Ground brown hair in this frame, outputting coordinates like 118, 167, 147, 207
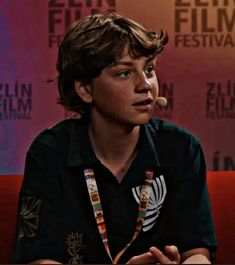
56, 12, 168, 114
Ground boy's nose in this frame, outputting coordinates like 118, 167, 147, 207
135, 73, 152, 92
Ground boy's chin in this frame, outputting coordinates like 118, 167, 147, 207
131, 116, 152, 126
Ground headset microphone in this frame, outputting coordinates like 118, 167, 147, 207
156, 97, 167, 107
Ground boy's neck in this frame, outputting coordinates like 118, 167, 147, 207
89, 119, 140, 160
88, 117, 140, 182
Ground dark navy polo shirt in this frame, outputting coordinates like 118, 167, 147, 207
12, 118, 217, 264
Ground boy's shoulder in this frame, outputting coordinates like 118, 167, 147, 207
28, 118, 83, 152
148, 118, 201, 146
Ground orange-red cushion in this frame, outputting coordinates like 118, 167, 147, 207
207, 171, 235, 264
0, 175, 22, 263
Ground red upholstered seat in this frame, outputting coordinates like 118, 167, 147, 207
207, 171, 235, 264
0, 172, 234, 263
0, 175, 22, 263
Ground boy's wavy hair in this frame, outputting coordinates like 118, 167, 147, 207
56, 12, 168, 114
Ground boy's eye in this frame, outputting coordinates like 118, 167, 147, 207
144, 66, 155, 76
117, 70, 131, 78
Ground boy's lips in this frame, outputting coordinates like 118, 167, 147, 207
132, 98, 153, 106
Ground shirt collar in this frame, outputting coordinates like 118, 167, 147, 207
67, 118, 98, 167
135, 121, 162, 170
67, 118, 163, 169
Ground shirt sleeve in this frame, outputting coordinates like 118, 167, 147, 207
12, 134, 67, 263
166, 138, 217, 260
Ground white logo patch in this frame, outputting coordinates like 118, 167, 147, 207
132, 175, 167, 232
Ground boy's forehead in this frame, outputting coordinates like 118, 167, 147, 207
112, 45, 156, 66
114, 53, 155, 65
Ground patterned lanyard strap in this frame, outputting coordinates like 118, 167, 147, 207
84, 168, 154, 264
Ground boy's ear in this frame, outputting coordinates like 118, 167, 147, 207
74, 81, 93, 103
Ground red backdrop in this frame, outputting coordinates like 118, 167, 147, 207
0, 0, 234, 174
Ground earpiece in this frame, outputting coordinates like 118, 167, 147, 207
156, 97, 167, 107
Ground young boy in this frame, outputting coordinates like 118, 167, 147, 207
13, 12, 216, 264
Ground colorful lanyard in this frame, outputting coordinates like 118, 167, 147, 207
84, 168, 154, 264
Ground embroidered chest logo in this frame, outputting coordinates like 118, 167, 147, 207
66, 232, 85, 264
132, 174, 167, 232
18, 196, 42, 239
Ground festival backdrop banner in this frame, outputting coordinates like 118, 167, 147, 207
0, 0, 234, 174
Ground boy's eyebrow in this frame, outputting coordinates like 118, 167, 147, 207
110, 56, 155, 67
146, 56, 155, 62
111, 61, 133, 67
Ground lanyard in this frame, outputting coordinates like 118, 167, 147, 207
84, 168, 154, 264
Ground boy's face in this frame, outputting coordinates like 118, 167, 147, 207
89, 46, 159, 127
